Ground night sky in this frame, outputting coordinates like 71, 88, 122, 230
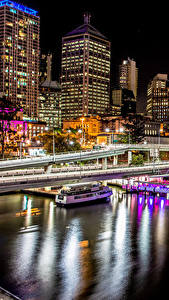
22, 0, 169, 112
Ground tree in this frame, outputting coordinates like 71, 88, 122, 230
39, 131, 81, 154
131, 154, 144, 165
122, 114, 145, 144
0, 97, 22, 159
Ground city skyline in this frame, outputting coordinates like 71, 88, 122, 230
1, 0, 169, 114
20, 0, 169, 113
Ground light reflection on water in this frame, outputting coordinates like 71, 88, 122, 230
0, 188, 169, 299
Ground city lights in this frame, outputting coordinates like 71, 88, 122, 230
0, 1, 39, 16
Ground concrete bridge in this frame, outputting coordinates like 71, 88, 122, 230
0, 143, 169, 172
0, 162, 169, 194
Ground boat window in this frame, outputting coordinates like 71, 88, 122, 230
74, 193, 94, 199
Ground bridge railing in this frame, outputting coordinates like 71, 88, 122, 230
0, 143, 169, 167
1, 162, 169, 185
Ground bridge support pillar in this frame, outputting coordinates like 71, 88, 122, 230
44, 165, 52, 174
113, 155, 118, 166
147, 151, 150, 163
102, 157, 107, 170
128, 151, 132, 165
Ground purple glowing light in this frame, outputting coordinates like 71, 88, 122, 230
131, 184, 169, 194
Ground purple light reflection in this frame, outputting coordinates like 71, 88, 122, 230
137, 195, 145, 225
159, 198, 166, 210
149, 197, 154, 206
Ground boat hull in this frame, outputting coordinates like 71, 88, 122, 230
55, 190, 112, 207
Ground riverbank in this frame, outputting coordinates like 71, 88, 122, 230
21, 187, 59, 198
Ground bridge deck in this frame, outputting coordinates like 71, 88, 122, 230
0, 163, 169, 194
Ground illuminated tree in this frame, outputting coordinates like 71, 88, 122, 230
0, 96, 22, 158
38, 130, 81, 154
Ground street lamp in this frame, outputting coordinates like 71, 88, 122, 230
19, 132, 26, 159
69, 140, 74, 146
53, 129, 55, 158
105, 127, 124, 146
105, 128, 112, 145
158, 126, 163, 161
78, 128, 82, 145
20, 140, 23, 159
80, 118, 85, 145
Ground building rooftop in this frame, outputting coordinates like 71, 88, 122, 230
41, 79, 61, 90
0, 0, 38, 16
64, 13, 108, 40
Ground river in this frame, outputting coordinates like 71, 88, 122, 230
0, 187, 169, 300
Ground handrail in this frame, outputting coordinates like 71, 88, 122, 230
0, 143, 169, 169
0, 163, 169, 185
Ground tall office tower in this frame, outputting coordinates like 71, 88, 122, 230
39, 53, 52, 84
0, 1, 40, 119
147, 73, 169, 122
39, 80, 61, 129
61, 13, 111, 122
119, 57, 138, 98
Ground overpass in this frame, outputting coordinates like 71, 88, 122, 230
0, 143, 169, 171
0, 162, 169, 194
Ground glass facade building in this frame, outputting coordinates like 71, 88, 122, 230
39, 80, 61, 129
61, 13, 111, 122
119, 57, 138, 99
147, 74, 169, 122
0, 1, 40, 118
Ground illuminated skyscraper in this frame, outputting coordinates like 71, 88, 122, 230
61, 13, 111, 122
0, 1, 40, 118
147, 73, 169, 121
119, 58, 138, 98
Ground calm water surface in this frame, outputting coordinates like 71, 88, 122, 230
0, 187, 169, 300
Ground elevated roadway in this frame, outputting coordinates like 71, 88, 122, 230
0, 148, 126, 171
0, 143, 169, 171
0, 162, 169, 194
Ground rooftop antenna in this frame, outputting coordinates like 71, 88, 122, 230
84, 12, 91, 25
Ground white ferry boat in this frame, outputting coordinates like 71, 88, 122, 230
55, 183, 112, 207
